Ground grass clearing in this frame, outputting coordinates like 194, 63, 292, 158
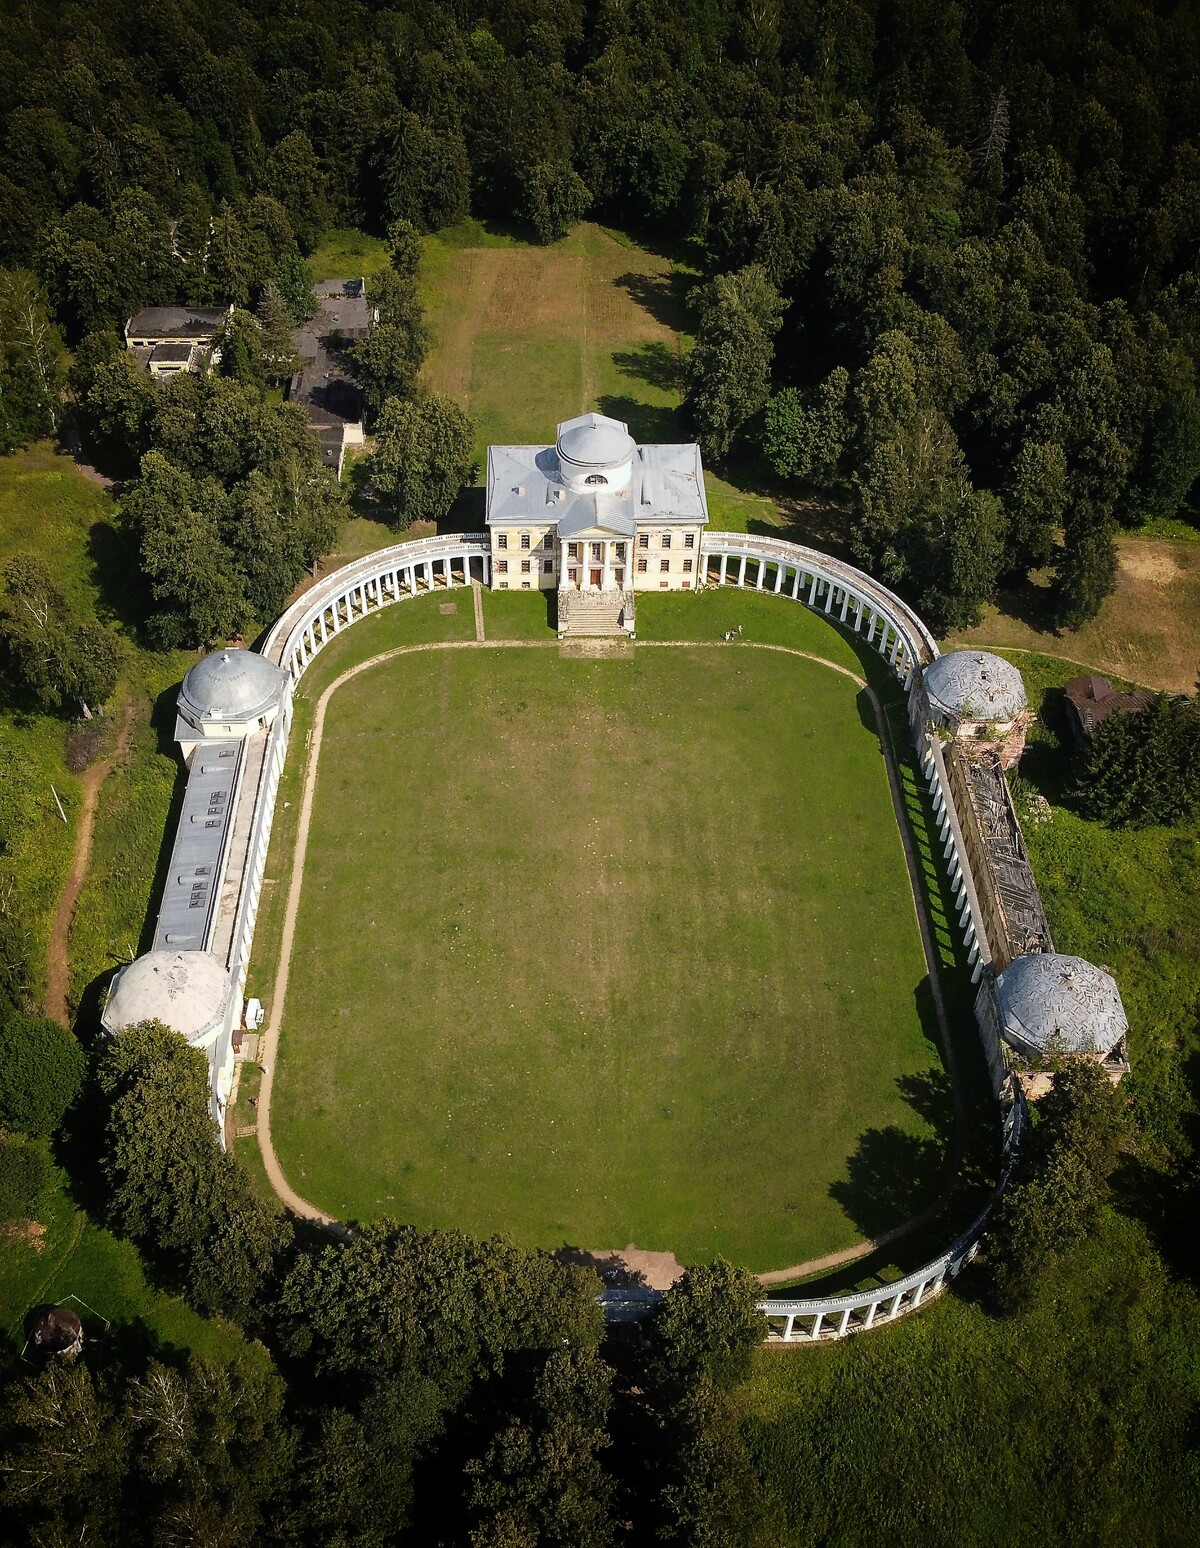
946, 536, 1200, 693
269, 613, 947, 1268
306, 227, 389, 283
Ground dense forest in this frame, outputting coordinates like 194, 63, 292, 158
1, 0, 1198, 632
2, 3, 1200, 1543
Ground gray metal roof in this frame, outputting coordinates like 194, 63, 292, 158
995, 953, 1128, 1057
180, 650, 287, 726
486, 440, 707, 532
924, 651, 1027, 721
557, 412, 635, 470
149, 341, 194, 364
153, 740, 243, 951
102, 950, 232, 1042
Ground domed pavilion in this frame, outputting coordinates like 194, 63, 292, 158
992, 952, 1130, 1096
923, 650, 1031, 767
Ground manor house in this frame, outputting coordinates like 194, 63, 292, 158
486, 412, 709, 635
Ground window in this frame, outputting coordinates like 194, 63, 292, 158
661, 533, 672, 549
569, 542, 580, 560
522, 581, 531, 589
615, 568, 625, 587
615, 543, 626, 561
660, 559, 670, 572
683, 558, 693, 573
498, 533, 508, 550
543, 559, 553, 573
568, 567, 579, 582
520, 532, 530, 549
682, 580, 691, 589
497, 560, 508, 574
521, 560, 531, 573
584, 473, 608, 485
637, 557, 648, 573
591, 542, 603, 560
659, 581, 669, 589
684, 533, 695, 549
499, 581, 509, 589
543, 532, 554, 548
638, 534, 649, 549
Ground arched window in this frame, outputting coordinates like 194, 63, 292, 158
584, 474, 608, 486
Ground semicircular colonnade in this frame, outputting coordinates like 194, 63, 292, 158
225, 531, 1022, 1342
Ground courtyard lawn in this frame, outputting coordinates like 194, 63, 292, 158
270, 636, 946, 1268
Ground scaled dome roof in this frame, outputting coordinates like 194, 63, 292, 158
994, 953, 1128, 1057
924, 650, 1027, 722
102, 950, 232, 1042
179, 649, 287, 725
556, 412, 636, 471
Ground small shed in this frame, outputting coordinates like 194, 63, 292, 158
1062, 674, 1155, 750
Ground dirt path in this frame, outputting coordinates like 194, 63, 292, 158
45, 697, 135, 1027
256, 639, 969, 1284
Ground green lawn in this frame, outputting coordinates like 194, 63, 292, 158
270, 620, 945, 1269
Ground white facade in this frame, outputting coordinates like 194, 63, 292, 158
486, 413, 708, 598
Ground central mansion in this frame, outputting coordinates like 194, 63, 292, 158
485, 414, 709, 610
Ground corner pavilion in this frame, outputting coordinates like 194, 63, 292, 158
486, 413, 709, 633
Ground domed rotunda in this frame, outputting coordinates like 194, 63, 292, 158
993, 952, 1129, 1079
101, 949, 233, 1048
923, 650, 1030, 766
177, 648, 289, 754
555, 412, 637, 492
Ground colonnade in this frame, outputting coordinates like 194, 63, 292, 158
247, 530, 1020, 1344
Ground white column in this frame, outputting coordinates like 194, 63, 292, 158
837, 1307, 852, 1335
809, 1313, 823, 1341
867, 612, 879, 643
824, 583, 835, 614
738, 556, 747, 585
840, 590, 850, 623
720, 554, 728, 584
774, 564, 785, 594
791, 568, 802, 599
784, 1315, 795, 1342
809, 574, 819, 604
756, 559, 766, 590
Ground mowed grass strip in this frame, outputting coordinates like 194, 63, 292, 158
273, 643, 943, 1268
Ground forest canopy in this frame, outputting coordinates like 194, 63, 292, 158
0, 0, 1197, 632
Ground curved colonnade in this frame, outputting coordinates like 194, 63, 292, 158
242, 532, 1020, 1342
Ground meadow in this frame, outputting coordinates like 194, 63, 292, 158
265, 605, 948, 1268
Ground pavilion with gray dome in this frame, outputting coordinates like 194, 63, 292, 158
102, 647, 293, 1134
923, 650, 1031, 767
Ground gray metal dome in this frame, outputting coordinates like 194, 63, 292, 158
101, 951, 232, 1043
924, 651, 1027, 722
179, 649, 287, 726
556, 412, 635, 471
994, 953, 1128, 1058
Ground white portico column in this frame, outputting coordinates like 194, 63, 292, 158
602, 541, 610, 591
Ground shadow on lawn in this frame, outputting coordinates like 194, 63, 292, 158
828, 1060, 957, 1241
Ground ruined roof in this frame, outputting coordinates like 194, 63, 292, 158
924, 651, 1028, 722
1063, 675, 1155, 738
126, 306, 228, 339
994, 952, 1128, 1058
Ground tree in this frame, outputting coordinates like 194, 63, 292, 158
1053, 516, 1119, 631
520, 161, 592, 245
79, 351, 157, 470
95, 1020, 291, 1314
349, 264, 430, 418
0, 270, 65, 450
1075, 691, 1200, 828
686, 266, 785, 460
253, 286, 300, 384
386, 219, 423, 281
380, 113, 472, 234
989, 1060, 1126, 1309
120, 454, 246, 648
216, 308, 268, 390
0, 1014, 85, 1136
654, 1377, 767, 1547
370, 394, 476, 529
1005, 438, 1066, 574
0, 553, 119, 716
647, 1258, 765, 1392
263, 130, 331, 253
761, 368, 850, 484
463, 1347, 617, 1547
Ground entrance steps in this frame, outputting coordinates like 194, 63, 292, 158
557, 588, 636, 638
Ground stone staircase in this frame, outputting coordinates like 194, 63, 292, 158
557, 588, 636, 638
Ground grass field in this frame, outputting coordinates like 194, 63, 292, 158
946, 536, 1200, 693
268, 620, 947, 1269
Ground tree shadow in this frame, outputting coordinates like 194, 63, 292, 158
611, 341, 685, 394
88, 519, 148, 635
554, 1245, 646, 1289
597, 394, 685, 445
828, 1065, 958, 1240
612, 268, 694, 331
444, 485, 485, 533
